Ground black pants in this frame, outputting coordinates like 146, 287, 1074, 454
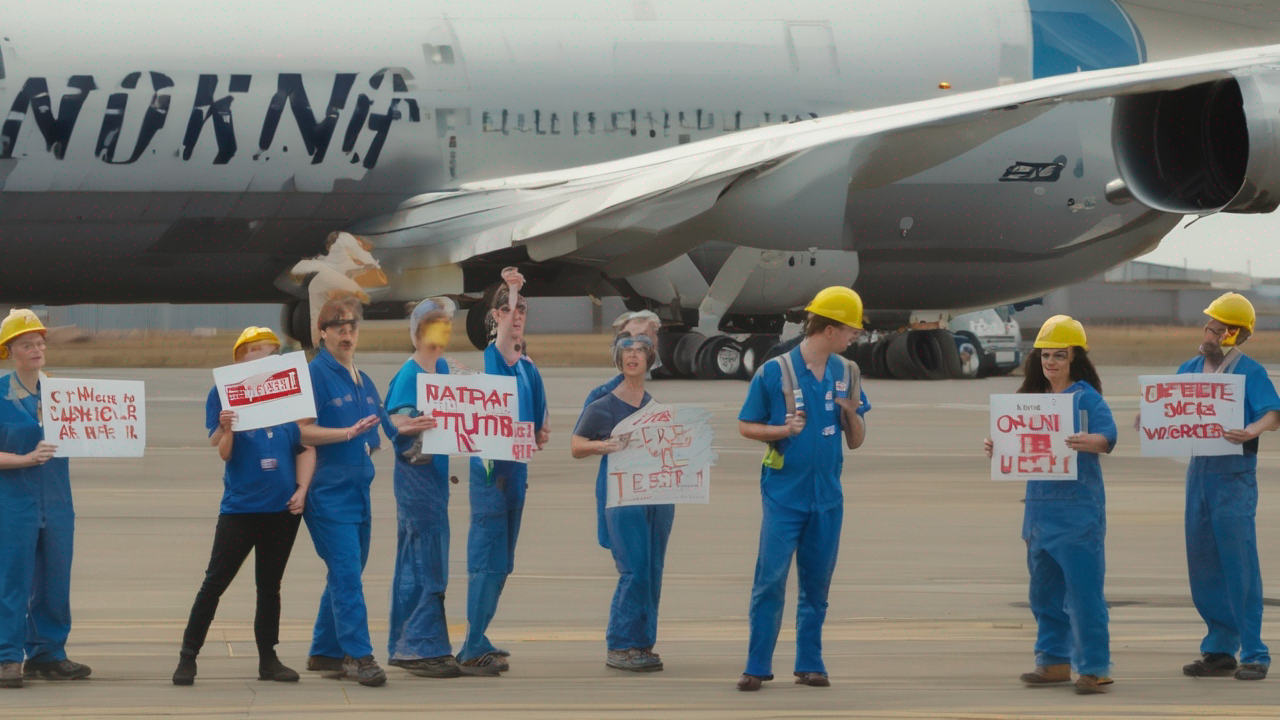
180, 511, 302, 658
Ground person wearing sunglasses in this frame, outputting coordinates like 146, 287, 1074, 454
572, 329, 670, 672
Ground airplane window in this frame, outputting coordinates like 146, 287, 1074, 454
1029, 0, 1143, 79
425, 44, 455, 66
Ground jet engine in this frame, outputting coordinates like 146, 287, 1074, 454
1112, 72, 1280, 215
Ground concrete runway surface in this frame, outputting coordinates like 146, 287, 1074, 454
6, 356, 1280, 718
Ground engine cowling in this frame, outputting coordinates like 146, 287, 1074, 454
1112, 72, 1280, 215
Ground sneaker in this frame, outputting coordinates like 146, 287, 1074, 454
606, 648, 662, 672
172, 655, 197, 686
459, 652, 509, 674
341, 655, 386, 687
1020, 664, 1071, 685
23, 659, 91, 681
1236, 663, 1269, 681
1075, 674, 1108, 694
794, 671, 830, 687
736, 673, 771, 691
1184, 652, 1238, 677
399, 656, 463, 679
258, 657, 300, 682
307, 655, 345, 672
0, 662, 22, 689
638, 646, 662, 663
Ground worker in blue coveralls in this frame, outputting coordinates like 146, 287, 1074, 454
1147, 293, 1280, 682
172, 327, 316, 686
385, 298, 493, 678
735, 287, 869, 692
572, 320, 670, 672
580, 311, 662, 551
296, 296, 394, 687
984, 315, 1117, 695
456, 268, 550, 674
0, 310, 91, 689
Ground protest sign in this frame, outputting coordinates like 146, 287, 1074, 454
1139, 374, 1244, 457
606, 402, 717, 507
212, 352, 316, 431
417, 373, 525, 461
990, 394, 1076, 481
42, 378, 146, 457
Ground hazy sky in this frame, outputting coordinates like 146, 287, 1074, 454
1138, 213, 1280, 279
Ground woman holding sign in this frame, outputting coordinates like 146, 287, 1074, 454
384, 298, 475, 678
172, 328, 315, 686
457, 269, 549, 673
297, 297, 393, 687
571, 327, 670, 672
983, 315, 1116, 694
0, 309, 90, 688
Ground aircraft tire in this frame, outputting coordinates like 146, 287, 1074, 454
739, 335, 776, 379
656, 332, 684, 377
672, 332, 706, 378
870, 338, 891, 378
695, 336, 740, 379
928, 329, 963, 379
286, 300, 313, 349
466, 301, 490, 351
953, 331, 983, 379
886, 333, 922, 380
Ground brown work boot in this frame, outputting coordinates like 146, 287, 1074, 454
736, 673, 770, 691
1020, 664, 1071, 685
0, 662, 22, 689
1075, 674, 1108, 694
794, 671, 831, 687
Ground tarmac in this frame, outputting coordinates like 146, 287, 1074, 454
7, 355, 1280, 718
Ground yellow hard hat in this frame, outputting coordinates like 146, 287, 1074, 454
1204, 292, 1255, 335
232, 326, 281, 359
804, 287, 864, 329
1034, 315, 1088, 351
0, 309, 46, 360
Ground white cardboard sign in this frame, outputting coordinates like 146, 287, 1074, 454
43, 378, 146, 457
1139, 374, 1244, 457
417, 373, 525, 462
212, 352, 316, 431
989, 394, 1077, 481
606, 402, 717, 507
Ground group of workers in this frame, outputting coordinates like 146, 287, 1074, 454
0, 282, 1275, 696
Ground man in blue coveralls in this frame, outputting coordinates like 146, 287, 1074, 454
735, 287, 870, 691
296, 296, 393, 687
1160, 293, 1280, 681
456, 269, 550, 673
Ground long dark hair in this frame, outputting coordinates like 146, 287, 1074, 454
1016, 346, 1103, 395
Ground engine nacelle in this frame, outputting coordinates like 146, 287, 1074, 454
1112, 72, 1280, 215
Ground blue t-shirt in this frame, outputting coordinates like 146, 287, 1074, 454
1178, 352, 1280, 456
205, 387, 304, 515
386, 356, 451, 513
1023, 380, 1116, 506
306, 348, 394, 522
738, 346, 870, 512
574, 389, 652, 549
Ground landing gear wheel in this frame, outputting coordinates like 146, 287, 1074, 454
913, 330, 952, 380
672, 332, 706, 378
739, 335, 776, 379
653, 332, 684, 379
281, 300, 313, 349
954, 331, 983, 379
466, 301, 490, 351
886, 333, 921, 380
695, 336, 741, 380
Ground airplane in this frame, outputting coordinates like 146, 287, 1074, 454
2, 0, 1279, 380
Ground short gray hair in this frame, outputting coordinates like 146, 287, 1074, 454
612, 310, 661, 335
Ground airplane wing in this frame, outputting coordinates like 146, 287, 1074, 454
346, 42, 1280, 290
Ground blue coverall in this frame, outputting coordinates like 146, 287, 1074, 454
583, 374, 623, 549
1022, 380, 1115, 677
574, 390, 675, 652
386, 356, 453, 661
737, 347, 870, 678
304, 349, 394, 661
0, 374, 74, 665
457, 343, 547, 663
1179, 352, 1280, 667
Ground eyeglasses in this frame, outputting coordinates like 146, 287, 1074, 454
322, 319, 359, 335
615, 334, 654, 350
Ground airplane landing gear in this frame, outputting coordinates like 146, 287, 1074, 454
280, 300, 313, 348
